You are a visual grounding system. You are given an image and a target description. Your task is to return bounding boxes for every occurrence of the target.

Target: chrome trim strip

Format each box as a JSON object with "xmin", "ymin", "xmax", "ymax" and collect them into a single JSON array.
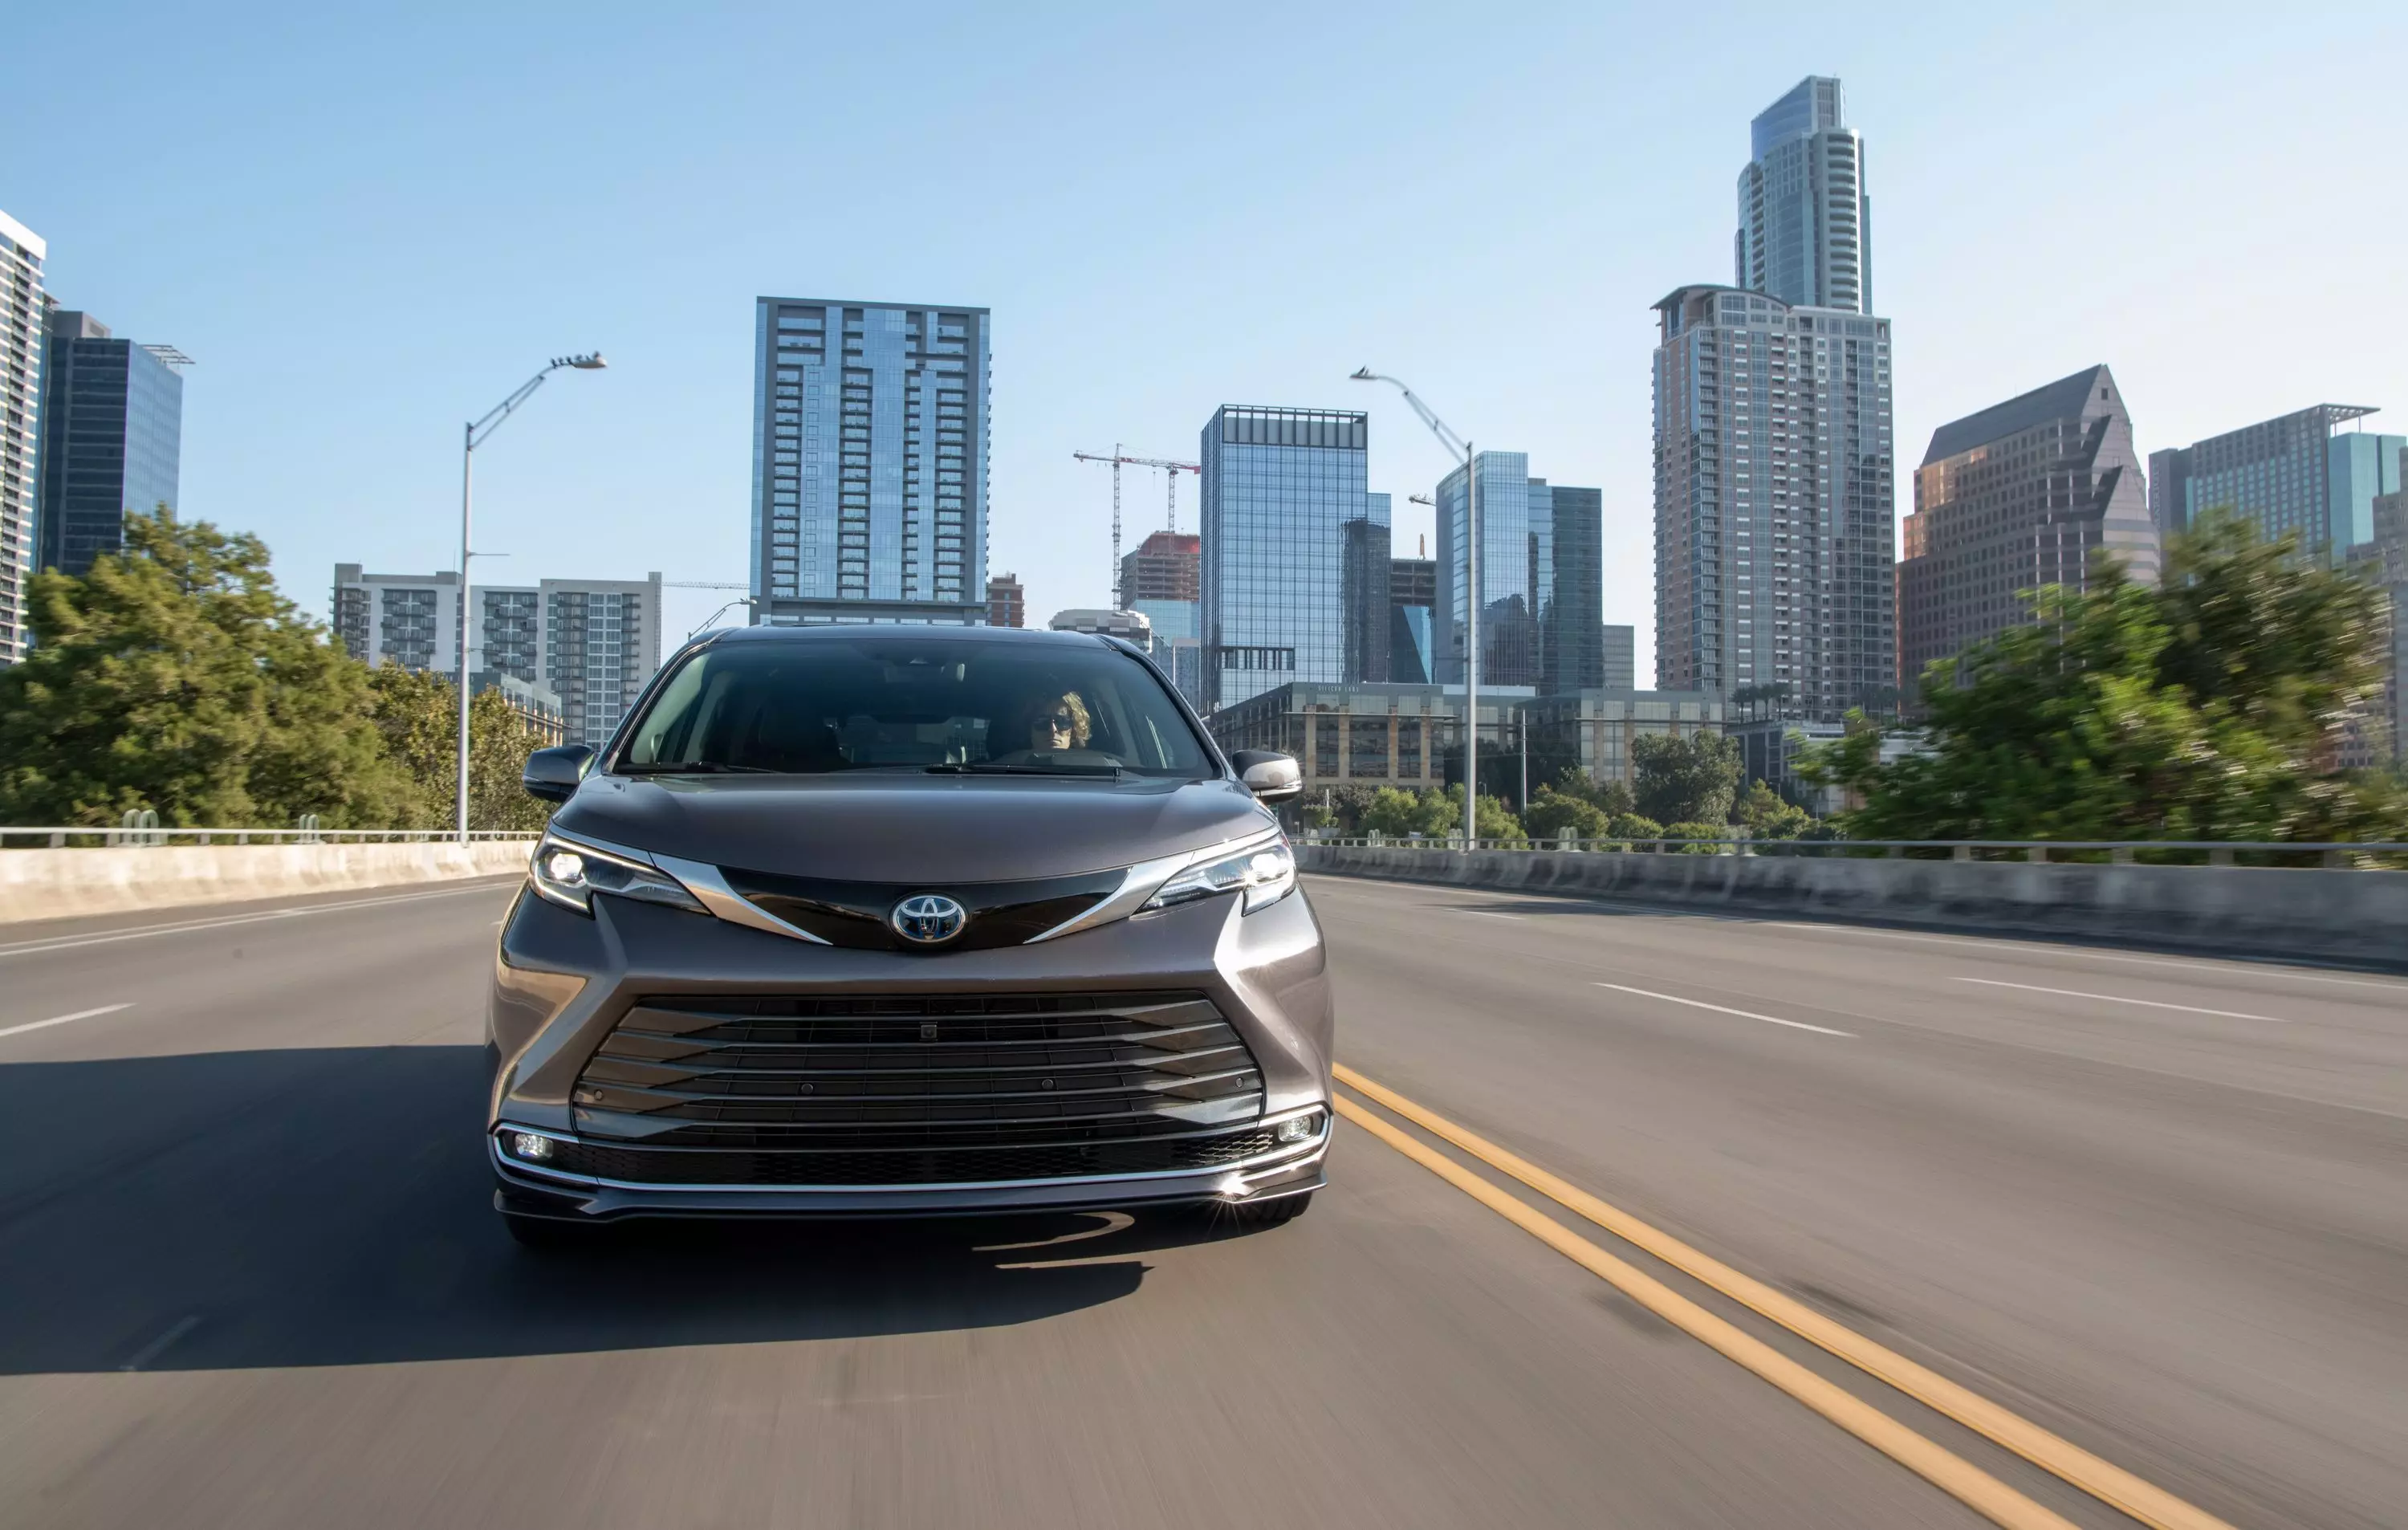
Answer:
[
  {"xmin": 489, "ymin": 1114, "xmax": 1328, "ymax": 1195},
  {"xmin": 540, "ymin": 826, "xmax": 666, "ymax": 869},
  {"xmin": 650, "ymin": 852, "xmax": 832, "ymax": 945},
  {"xmin": 1023, "ymin": 849, "xmax": 1191, "ymax": 943},
  {"xmin": 1023, "ymin": 827, "xmax": 1284, "ymax": 945}
]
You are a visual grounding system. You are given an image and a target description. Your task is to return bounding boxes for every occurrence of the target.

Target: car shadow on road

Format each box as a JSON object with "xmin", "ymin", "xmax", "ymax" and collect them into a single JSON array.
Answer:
[{"xmin": 0, "ymin": 1044, "xmax": 1262, "ymax": 1375}]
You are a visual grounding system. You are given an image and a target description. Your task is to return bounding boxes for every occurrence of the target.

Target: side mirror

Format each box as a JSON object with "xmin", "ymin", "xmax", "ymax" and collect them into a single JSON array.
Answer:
[
  {"xmin": 1230, "ymin": 749, "xmax": 1303, "ymax": 803},
  {"xmin": 523, "ymin": 744, "xmax": 596, "ymax": 804}
]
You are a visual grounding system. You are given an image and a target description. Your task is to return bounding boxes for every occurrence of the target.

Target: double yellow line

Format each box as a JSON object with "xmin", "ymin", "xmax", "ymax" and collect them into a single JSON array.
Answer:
[{"xmin": 1332, "ymin": 1063, "xmax": 2235, "ymax": 1530}]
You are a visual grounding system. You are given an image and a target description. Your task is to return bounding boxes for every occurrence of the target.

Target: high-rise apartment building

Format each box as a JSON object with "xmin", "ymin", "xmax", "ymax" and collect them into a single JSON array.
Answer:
[
  {"xmin": 1389, "ymin": 553, "xmax": 1435, "ymax": 686},
  {"xmin": 1434, "ymin": 454, "xmax": 1607, "ymax": 693},
  {"xmin": 985, "ymin": 572, "xmax": 1024, "ymax": 628},
  {"xmin": 1899, "ymin": 366, "xmax": 2157, "ymax": 693},
  {"xmin": 0, "ymin": 209, "xmax": 46, "ymax": 665},
  {"xmin": 332, "ymin": 567, "xmax": 662, "ymax": 747},
  {"xmin": 1601, "ymin": 625, "xmax": 1636, "ymax": 692},
  {"xmin": 35, "ymin": 311, "xmax": 186, "ymax": 577},
  {"xmin": 1198, "ymin": 405, "xmax": 1370, "ymax": 708},
  {"xmin": 1735, "ymin": 76, "xmax": 1871, "ymax": 314},
  {"xmin": 1652, "ymin": 284, "xmax": 1896, "ymax": 717},
  {"xmin": 750, "ymin": 298, "xmax": 989, "ymax": 625},
  {"xmin": 2150, "ymin": 406, "xmax": 2403, "ymax": 568},
  {"xmin": 1120, "ymin": 530, "xmax": 1200, "ymax": 604},
  {"xmin": 2357, "ymin": 456, "xmax": 2407, "ymax": 763}
]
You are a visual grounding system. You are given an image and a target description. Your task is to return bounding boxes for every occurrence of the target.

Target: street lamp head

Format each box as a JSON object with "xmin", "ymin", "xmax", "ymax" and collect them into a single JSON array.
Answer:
[
  {"xmin": 1349, "ymin": 368, "xmax": 1378, "ymax": 382},
  {"xmin": 552, "ymin": 352, "xmax": 608, "ymax": 372}
]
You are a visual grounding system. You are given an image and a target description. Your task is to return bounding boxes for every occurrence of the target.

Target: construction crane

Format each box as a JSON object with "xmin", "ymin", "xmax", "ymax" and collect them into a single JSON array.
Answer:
[{"xmin": 1073, "ymin": 446, "xmax": 1200, "ymax": 608}]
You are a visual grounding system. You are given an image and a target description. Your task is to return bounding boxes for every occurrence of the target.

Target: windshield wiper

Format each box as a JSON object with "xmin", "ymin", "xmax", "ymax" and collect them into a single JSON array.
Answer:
[
  {"xmin": 925, "ymin": 762, "xmax": 1125, "ymax": 778},
  {"xmin": 616, "ymin": 761, "xmax": 779, "ymax": 775}
]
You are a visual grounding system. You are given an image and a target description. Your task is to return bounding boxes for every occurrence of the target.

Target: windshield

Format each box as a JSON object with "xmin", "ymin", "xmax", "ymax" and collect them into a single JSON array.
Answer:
[{"xmin": 616, "ymin": 637, "xmax": 1214, "ymax": 777}]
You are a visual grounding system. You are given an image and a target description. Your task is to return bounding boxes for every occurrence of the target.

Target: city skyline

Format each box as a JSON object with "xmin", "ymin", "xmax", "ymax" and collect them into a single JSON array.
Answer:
[{"xmin": 4, "ymin": 6, "xmax": 2403, "ymax": 680}]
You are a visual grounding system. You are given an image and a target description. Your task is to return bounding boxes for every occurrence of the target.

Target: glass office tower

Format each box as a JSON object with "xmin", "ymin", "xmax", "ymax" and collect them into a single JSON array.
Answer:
[
  {"xmin": 1341, "ymin": 492, "xmax": 1393, "ymax": 682},
  {"xmin": 1735, "ymin": 76, "xmax": 1871, "ymax": 315},
  {"xmin": 750, "ymin": 299, "xmax": 990, "ymax": 625},
  {"xmin": 1434, "ymin": 451, "xmax": 1537, "ymax": 688},
  {"xmin": 2149, "ymin": 405, "xmax": 2403, "ymax": 567},
  {"xmin": 1198, "ymin": 405, "xmax": 1370, "ymax": 708},
  {"xmin": 35, "ymin": 311, "xmax": 185, "ymax": 577}
]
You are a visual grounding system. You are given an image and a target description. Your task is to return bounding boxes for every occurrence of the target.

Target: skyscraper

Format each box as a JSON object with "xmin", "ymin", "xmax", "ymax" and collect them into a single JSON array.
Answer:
[
  {"xmin": 2149, "ymin": 406, "xmax": 2403, "ymax": 567},
  {"xmin": 1735, "ymin": 76, "xmax": 1871, "ymax": 314},
  {"xmin": 1899, "ymin": 366, "xmax": 2157, "ymax": 695},
  {"xmin": 1198, "ymin": 405, "xmax": 1369, "ymax": 708},
  {"xmin": 1434, "ymin": 454, "xmax": 1605, "ymax": 692},
  {"xmin": 1539, "ymin": 484, "xmax": 1605, "ymax": 695},
  {"xmin": 750, "ymin": 299, "xmax": 989, "ymax": 625},
  {"xmin": 1341, "ymin": 493, "xmax": 1393, "ymax": 682},
  {"xmin": 1653, "ymin": 284, "xmax": 1896, "ymax": 717},
  {"xmin": 1390, "ymin": 551, "xmax": 1435, "ymax": 686},
  {"xmin": 35, "ymin": 311, "xmax": 186, "ymax": 578},
  {"xmin": 0, "ymin": 209, "xmax": 46, "ymax": 665}
]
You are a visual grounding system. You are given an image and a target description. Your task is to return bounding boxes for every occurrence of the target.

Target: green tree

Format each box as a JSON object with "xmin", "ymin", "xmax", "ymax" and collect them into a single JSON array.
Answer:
[
  {"xmin": 1607, "ymin": 812, "xmax": 1664, "ymax": 841},
  {"xmin": 1524, "ymin": 785, "xmax": 1611, "ymax": 841},
  {"xmin": 1632, "ymin": 731, "xmax": 1742, "ymax": 826},
  {"xmin": 1442, "ymin": 783, "xmax": 1526, "ymax": 844},
  {"xmin": 0, "ymin": 511, "xmax": 413, "ymax": 827},
  {"xmin": 366, "ymin": 665, "xmax": 555, "ymax": 832},
  {"xmin": 1661, "ymin": 820, "xmax": 1732, "ymax": 852},
  {"xmin": 1808, "ymin": 514, "xmax": 2407, "ymax": 842},
  {"xmin": 1736, "ymin": 779, "xmax": 1812, "ymax": 840}
]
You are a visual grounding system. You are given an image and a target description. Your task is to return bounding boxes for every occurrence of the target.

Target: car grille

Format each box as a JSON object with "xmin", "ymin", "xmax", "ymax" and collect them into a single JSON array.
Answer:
[
  {"xmin": 570, "ymin": 991, "xmax": 1266, "ymax": 1162},
  {"xmin": 539, "ymin": 1128, "xmax": 1285, "ymax": 1187}
]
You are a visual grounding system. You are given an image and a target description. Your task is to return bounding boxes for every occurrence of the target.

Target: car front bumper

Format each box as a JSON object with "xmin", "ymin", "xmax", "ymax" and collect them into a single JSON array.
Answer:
[{"xmin": 486, "ymin": 878, "xmax": 1334, "ymax": 1223}]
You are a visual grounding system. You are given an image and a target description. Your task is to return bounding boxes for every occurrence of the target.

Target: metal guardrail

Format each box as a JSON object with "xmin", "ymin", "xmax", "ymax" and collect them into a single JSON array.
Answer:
[
  {"xmin": 1, "ymin": 827, "xmax": 542, "ymax": 848},
  {"xmin": 1301, "ymin": 835, "xmax": 2408, "ymax": 869}
]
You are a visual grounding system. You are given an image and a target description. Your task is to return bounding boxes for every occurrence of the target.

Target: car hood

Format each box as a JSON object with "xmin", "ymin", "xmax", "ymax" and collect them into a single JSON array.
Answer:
[{"xmin": 551, "ymin": 772, "xmax": 1277, "ymax": 883}]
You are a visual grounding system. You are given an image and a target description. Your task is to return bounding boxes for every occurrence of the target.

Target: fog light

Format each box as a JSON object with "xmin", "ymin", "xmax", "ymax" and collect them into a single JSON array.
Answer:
[
  {"xmin": 1273, "ymin": 1109, "xmax": 1324, "ymax": 1145},
  {"xmin": 508, "ymin": 1131, "xmax": 555, "ymax": 1162}
]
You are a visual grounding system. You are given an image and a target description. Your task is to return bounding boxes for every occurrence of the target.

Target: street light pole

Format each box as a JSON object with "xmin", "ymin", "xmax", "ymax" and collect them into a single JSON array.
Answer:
[
  {"xmin": 456, "ymin": 353, "xmax": 607, "ymax": 842},
  {"xmin": 1352, "ymin": 369, "xmax": 1478, "ymax": 847}
]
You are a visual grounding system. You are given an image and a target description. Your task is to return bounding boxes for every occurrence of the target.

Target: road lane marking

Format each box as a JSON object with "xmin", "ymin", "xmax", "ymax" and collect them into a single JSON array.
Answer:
[
  {"xmin": 0, "ymin": 881, "xmax": 518, "ymax": 961},
  {"xmin": 1765, "ymin": 921, "xmax": 2406, "ymax": 992},
  {"xmin": 1334, "ymin": 1064, "xmax": 2237, "ymax": 1530},
  {"xmin": 1459, "ymin": 909, "xmax": 1523, "ymax": 922},
  {"xmin": 1330, "ymin": 1093, "xmax": 2080, "ymax": 1530},
  {"xmin": 1594, "ymin": 982, "xmax": 1854, "ymax": 1037},
  {"xmin": 1953, "ymin": 978, "xmax": 2284, "ymax": 1023},
  {"xmin": 0, "ymin": 1003, "xmax": 132, "ymax": 1040},
  {"xmin": 975, "ymin": 1211, "xmax": 1135, "ymax": 1251}
]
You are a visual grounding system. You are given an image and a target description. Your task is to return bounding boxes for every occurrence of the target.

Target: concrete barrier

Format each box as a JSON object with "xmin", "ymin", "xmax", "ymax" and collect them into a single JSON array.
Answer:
[
  {"xmin": 0, "ymin": 840, "xmax": 534, "ymax": 924},
  {"xmin": 1298, "ymin": 843, "xmax": 2408, "ymax": 965}
]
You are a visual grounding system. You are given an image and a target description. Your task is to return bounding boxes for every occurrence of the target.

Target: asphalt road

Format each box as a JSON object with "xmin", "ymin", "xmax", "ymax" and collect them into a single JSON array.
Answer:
[{"xmin": 0, "ymin": 873, "xmax": 2400, "ymax": 1529}]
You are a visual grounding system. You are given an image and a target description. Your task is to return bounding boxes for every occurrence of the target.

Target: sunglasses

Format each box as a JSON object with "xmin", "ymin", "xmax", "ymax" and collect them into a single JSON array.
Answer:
[{"xmin": 1043, "ymin": 710, "xmax": 1077, "ymax": 730}]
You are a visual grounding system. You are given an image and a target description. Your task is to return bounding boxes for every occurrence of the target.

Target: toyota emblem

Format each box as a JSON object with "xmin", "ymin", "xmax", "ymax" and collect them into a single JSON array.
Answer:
[{"xmin": 890, "ymin": 893, "xmax": 968, "ymax": 946}]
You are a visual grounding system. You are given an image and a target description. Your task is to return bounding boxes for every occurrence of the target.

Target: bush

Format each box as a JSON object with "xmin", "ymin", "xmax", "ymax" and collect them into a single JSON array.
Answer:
[
  {"xmin": 1662, "ymin": 820, "xmax": 1731, "ymax": 853},
  {"xmin": 1525, "ymin": 786, "xmax": 1612, "ymax": 842},
  {"xmin": 1607, "ymin": 813, "xmax": 1664, "ymax": 841}
]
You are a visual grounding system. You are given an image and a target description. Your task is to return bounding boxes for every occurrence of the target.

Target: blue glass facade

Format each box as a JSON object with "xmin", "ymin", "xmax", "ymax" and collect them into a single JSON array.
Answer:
[
  {"xmin": 1434, "ymin": 451, "xmax": 1538, "ymax": 688},
  {"xmin": 1198, "ymin": 405, "xmax": 1370, "ymax": 708},
  {"xmin": 1735, "ymin": 76, "xmax": 1870, "ymax": 315},
  {"xmin": 2149, "ymin": 405, "xmax": 2403, "ymax": 567},
  {"xmin": 750, "ymin": 299, "xmax": 990, "ymax": 625},
  {"xmin": 35, "ymin": 313, "xmax": 184, "ymax": 577}
]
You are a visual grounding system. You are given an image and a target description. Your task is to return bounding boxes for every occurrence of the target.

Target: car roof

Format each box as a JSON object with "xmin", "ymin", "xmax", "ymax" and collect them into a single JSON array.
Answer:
[{"xmin": 703, "ymin": 624, "xmax": 1114, "ymax": 649}]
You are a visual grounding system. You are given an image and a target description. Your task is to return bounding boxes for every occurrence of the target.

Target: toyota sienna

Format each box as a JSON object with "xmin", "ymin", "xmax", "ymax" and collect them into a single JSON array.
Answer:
[{"xmin": 486, "ymin": 625, "xmax": 1330, "ymax": 1245}]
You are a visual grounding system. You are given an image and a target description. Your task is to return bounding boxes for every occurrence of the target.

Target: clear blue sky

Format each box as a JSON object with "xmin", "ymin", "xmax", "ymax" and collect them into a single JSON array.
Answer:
[{"xmin": 11, "ymin": 1, "xmax": 2405, "ymax": 678}]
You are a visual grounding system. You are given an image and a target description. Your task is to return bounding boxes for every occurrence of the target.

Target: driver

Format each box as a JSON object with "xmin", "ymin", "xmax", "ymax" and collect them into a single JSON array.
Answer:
[{"xmin": 1016, "ymin": 690, "xmax": 1092, "ymax": 755}]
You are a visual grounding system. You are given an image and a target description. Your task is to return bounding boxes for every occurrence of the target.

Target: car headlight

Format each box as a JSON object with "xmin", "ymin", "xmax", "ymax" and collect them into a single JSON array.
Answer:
[
  {"xmin": 1141, "ymin": 834, "xmax": 1296, "ymax": 914},
  {"xmin": 528, "ymin": 831, "xmax": 706, "ymax": 917}
]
